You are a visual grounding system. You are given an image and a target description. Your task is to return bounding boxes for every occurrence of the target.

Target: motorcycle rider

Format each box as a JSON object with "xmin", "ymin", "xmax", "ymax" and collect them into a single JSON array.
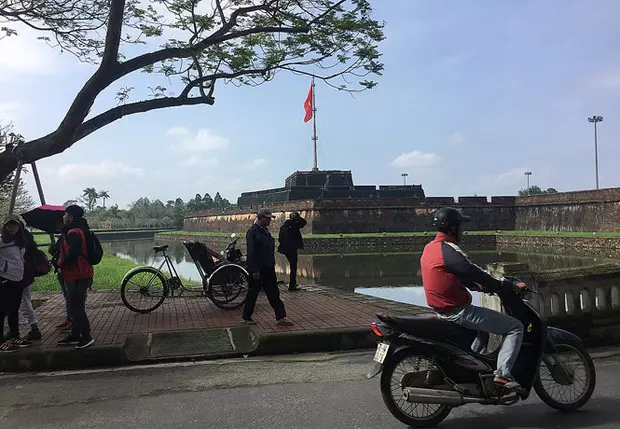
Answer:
[{"xmin": 420, "ymin": 207, "xmax": 525, "ymax": 391}]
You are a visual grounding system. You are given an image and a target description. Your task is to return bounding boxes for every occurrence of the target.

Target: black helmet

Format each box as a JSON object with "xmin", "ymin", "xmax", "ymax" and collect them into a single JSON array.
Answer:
[{"xmin": 433, "ymin": 207, "xmax": 471, "ymax": 234}]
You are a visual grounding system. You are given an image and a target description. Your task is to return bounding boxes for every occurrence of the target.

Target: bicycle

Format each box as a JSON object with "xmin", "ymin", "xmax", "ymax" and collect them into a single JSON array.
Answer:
[{"xmin": 120, "ymin": 240, "xmax": 249, "ymax": 313}]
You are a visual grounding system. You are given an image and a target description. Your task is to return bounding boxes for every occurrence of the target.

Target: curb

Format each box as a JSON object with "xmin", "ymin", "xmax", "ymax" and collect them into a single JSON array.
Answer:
[
  {"xmin": 3, "ymin": 326, "xmax": 618, "ymax": 374},
  {"xmin": 0, "ymin": 326, "xmax": 376, "ymax": 373}
]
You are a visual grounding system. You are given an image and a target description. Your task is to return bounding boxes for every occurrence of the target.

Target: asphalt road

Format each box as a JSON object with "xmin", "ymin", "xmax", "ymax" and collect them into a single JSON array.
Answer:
[{"xmin": 0, "ymin": 350, "xmax": 618, "ymax": 429}]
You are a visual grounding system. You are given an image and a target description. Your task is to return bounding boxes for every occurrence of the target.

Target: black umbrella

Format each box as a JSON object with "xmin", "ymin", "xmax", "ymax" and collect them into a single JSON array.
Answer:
[{"xmin": 21, "ymin": 204, "xmax": 65, "ymax": 233}]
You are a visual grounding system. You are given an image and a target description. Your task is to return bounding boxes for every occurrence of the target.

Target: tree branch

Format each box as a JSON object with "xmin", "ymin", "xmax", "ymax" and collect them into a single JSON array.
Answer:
[
  {"xmin": 120, "ymin": 25, "xmax": 307, "ymax": 80},
  {"xmin": 215, "ymin": 0, "xmax": 226, "ymax": 25},
  {"xmin": 101, "ymin": 0, "xmax": 125, "ymax": 67},
  {"xmin": 72, "ymin": 94, "xmax": 215, "ymax": 143}
]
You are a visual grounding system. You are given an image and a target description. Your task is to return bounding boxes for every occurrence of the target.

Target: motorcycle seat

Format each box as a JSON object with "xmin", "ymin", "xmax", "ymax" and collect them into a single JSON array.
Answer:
[{"xmin": 377, "ymin": 313, "xmax": 477, "ymax": 349}]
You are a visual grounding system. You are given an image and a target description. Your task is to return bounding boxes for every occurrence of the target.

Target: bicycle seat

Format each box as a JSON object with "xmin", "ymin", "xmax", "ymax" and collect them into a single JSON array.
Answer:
[{"xmin": 153, "ymin": 244, "xmax": 169, "ymax": 252}]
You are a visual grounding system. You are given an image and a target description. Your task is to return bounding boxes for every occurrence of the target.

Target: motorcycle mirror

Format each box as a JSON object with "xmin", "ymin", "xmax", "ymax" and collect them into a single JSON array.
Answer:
[{"xmin": 231, "ymin": 233, "xmax": 236, "ymax": 238}]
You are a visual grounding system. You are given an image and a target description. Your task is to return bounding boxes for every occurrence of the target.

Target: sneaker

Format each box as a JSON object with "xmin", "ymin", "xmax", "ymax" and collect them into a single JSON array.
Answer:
[
  {"xmin": 0, "ymin": 340, "xmax": 18, "ymax": 353},
  {"xmin": 56, "ymin": 320, "xmax": 71, "ymax": 329},
  {"xmin": 276, "ymin": 318, "xmax": 293, "ymax": 326},
  {"xmin": 76, "ymin": 337, "xmax": 95, "ymax": 349},
  {"xmin": 241, "ymin": 318, "xmax": 257, "ymax": 325},
  {"xmin": 26, "ymin": 330, "xmax": 42, "ymax": 341},
  {"xmin": 57, "ymin": 335, "xmax": 80, "ymax": 346},
  {"xmin": 11, "ymin": 338, "xmax": 32, "ymax": 348}
]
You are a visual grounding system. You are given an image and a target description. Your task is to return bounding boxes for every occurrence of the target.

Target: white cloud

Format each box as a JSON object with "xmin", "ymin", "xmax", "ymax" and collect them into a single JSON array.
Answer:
[
  {"xmin": 449, "ymin": 132, "xmax": 466, "ymax": 146},
  {"xmin": 181, "ymin": 156, "xmax": 218, "ymax": 167},
  {"xmin": 57, "ymin": 161, "xmax": 144, "ymax": 180},
  {"xmin": 167, "ymin": 127, "xmax": 229, "ymax": 152},
  {"xmin": 0, "ymin": 101, "xmax": 22, "ymax": 122},
  {"xmin": 0, "ymin": 27, "xmax": 67, "ymax": 81},
  {"xmin": 497, "ymin": 168, "xmax": 528, "ymax": 185},
  {"xmin": 390, "ymin": 150, "xmax": 440, "ymax": 168},
  {"xmin": 588, "ymin": 67, "xmax": 620, "ymax": 92},
  {"xmin": 245, "ymin": 158, "xmax": 267, "ymax": 169}
]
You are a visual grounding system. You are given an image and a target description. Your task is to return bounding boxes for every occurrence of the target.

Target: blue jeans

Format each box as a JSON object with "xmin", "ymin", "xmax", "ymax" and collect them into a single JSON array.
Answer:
[
  {"xmin": 58, "ymin": 272, "xmax": 72, "ymax": 321},
  {"xmin": 438, "ymin": 305, "xmax": 524, "ymax": 380}
]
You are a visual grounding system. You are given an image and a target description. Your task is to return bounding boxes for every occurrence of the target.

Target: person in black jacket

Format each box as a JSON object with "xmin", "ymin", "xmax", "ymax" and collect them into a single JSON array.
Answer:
[
  {"xmin": 278, "ymin": 212, "xmax": 307, "ymax": 291},
  {"xmin": 242, "ymin": 208, "xmax": 290, "ymax": 326}
]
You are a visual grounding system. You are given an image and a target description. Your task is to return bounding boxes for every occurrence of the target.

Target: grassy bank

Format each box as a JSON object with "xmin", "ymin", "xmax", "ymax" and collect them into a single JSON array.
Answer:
[
  {"xmin": 159, "ymin": 230, "xmax": 620, "ymax": 239},
  {"xmin": 31, "ymin": 254, "xmax": 200, "ymax": 292}
]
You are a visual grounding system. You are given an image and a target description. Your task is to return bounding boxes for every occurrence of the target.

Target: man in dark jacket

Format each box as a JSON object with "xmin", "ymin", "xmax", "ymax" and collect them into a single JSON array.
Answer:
[
  {"xmin": 242, "ymin": 208, "xmax": 290, "ymax": 326},
  {"xmin": 278, "ymin": 212, "xmax": 307, "ymax": 291}
]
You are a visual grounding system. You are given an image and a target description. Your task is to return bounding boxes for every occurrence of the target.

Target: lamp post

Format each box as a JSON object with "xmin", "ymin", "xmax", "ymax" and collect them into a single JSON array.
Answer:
[
  {"xmin": 401, "ymin": 172, "xmax": 408, "ymax": 186},
  {"xmin": 587, "ymin": 115, "xmax": 603, "ymax": 190},
  {"xmin": 524, "ymin": 171, "xmax": 532, "ymax": 195}
]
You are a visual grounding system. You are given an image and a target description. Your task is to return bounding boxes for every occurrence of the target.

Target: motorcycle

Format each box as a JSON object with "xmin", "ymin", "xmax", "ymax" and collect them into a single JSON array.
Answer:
[
  {"xmin": 368, "ymin": 277, "xmax": 596, "ymax": 428},
  {"xmin": 220, "ymin": 233, "xmax": 246, "ymax": 266}
]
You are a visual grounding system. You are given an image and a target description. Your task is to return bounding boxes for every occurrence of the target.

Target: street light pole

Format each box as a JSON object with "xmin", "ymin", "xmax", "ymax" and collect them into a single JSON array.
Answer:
[
  {"xmin": 524, "ymin": 171, "xmax": 532, "ymax": 195},
  {"xmin": 401, "ymin": 173, "xmax": 408, "ymax": 186},
  {"xmin": 587, "ymin": 115, "xmax": 603, "ymax": 190}
]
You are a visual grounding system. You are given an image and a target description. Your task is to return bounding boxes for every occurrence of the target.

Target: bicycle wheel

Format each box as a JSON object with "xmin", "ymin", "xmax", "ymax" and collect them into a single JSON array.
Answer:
[
  {"xmin": 121, "ymin": 267, "xmax": 169, "ymax": 313},
  {"xmin": 207, "ymin": 264, "xmax": 249, "ymax": 310}
]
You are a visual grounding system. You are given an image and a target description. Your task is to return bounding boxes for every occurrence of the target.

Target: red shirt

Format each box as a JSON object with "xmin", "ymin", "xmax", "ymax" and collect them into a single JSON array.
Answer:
[
  {"xmin": 420, "ymin": 232, "xmax": 501, "ymax": 312},
  {"xmin": 58, "ymin": 228, "xmax": 94, "ymax": 281}
]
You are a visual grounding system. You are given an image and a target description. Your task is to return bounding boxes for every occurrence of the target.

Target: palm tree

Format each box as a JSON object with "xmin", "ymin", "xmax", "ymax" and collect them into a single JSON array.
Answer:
[
  {"xmin": 98, "ymin": 190, "xmax": 110, "ymax": 208},
  {"xmin": 82, "ymin": 188, "xmax": 98, "ymax": 212}
]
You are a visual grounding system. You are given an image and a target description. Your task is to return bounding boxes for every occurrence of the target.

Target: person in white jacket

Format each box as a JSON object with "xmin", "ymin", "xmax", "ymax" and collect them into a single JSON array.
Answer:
[{"xmin": 0, "ymin": 216, "xmax": 30, "ymax": 352}]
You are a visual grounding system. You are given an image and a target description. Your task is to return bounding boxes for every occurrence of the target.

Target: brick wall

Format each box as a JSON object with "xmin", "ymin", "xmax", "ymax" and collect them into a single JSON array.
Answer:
[
  {"xmin": 515, "ymin": 188, "xmax": 620, "ymax": 232},
  {"xmin": 183, "ymin": 187, "xmax": 620, "ymax": 234}
]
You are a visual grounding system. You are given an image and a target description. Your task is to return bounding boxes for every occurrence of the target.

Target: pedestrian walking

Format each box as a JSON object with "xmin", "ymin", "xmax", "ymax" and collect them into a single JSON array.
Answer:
[
  {"xmin": 0, "ymin": 216, "xmax": 31, "ymax": 352},
  {"xmin": 56, "ymin": 205, "xmax": 95, "ymax": 349},
  {"xmin": 277, "ymin": 212, "xmax": 307, "ymax": 291},
  {"xmin": 242, "ymin": 208, "xmax": 291, "ymax": 326}
]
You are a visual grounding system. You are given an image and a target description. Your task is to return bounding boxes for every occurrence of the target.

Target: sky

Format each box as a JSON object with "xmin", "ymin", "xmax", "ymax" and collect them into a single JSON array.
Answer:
[{"xmin": 1, "ymin": 0, "xmax": 620, "ymax": 209}]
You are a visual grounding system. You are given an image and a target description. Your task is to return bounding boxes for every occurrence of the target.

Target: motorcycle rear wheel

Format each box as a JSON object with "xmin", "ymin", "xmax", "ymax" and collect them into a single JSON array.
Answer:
[
  {"xmin": 533, "ymin": 342, "xmax": 596, "ymax": 412},
  {"xmin": 380, "ymin": 348, "xmax": 451, "ymax": 428}
]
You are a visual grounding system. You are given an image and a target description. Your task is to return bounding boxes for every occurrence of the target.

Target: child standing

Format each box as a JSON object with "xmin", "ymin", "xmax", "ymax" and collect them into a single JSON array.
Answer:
[{"xmin": 0, "ymin": 216, "xmax": 31, "ymax": 352}]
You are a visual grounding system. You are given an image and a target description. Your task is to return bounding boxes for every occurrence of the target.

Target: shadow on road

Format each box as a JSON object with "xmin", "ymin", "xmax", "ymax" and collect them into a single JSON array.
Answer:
[{"xmin": 439, "ymin": 397, "xmax": 620, "ymax": 429}]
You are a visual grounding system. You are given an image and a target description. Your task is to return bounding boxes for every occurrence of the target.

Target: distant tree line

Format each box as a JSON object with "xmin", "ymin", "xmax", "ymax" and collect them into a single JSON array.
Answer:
[
  {"xmin": 64, "ymin": 188, "xmax": 234, "ymax": 229},
  {"xmin": 518, "ymin": 186, "xmax": 558, "ymax": 196}
]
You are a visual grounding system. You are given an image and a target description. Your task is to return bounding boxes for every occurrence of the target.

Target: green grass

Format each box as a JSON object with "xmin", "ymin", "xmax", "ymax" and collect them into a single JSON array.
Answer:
[
  {"xmin": 31, "ymin": 254, "xmax": 200, "ymax": 292},
  {"xmin": 159, "ymin": 230, "xmax": 620, "ymax": 239}
]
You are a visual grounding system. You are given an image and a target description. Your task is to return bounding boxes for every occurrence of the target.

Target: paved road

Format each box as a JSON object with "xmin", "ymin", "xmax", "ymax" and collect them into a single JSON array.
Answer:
[{"xmin": 0, "ymin": 351, "xmax": 618, "ymax": 429}]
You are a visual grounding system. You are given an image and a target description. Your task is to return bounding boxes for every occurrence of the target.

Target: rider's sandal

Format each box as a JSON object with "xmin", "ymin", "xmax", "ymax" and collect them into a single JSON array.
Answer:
[{"xmin": 493, "ymin": 376, "xmax": 523, "ymax": 393}]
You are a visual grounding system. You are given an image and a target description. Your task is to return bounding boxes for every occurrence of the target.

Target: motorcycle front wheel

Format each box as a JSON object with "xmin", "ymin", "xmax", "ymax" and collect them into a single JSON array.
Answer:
[
  {"xmin": 533, "ymin": 342, "xmax": 596, "ymax": 412},
  {"xmin": 380, "ymin": 348, "xmax": 451, "ymax": 428}
]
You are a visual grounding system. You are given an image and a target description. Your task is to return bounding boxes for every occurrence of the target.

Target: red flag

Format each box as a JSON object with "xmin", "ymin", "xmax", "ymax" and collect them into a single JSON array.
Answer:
[{"xmin": 303, "ymin": 83, "xmax": 313, "ymax": 123}]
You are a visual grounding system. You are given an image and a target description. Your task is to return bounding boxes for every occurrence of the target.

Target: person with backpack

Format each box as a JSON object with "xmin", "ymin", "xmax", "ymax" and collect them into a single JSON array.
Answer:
[
  {"xmin": 0, "ymin": 216, "xmax": 31, "ymax": 352},
  {"xmin": 57, "ymin": 205, "xmax": 96, "ymax": 349}
]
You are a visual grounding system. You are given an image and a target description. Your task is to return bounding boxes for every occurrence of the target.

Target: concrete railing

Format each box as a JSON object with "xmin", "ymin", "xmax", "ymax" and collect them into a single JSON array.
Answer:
[{"xmin": 483, "ymin": 262, "xmax": 620, "ymax": 346}]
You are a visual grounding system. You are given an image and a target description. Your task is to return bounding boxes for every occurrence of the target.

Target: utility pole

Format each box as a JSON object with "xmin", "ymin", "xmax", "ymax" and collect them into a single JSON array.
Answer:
[
  {"xmin": 587, "ymin": 115, "xmax": 603, "ymax": 189},
  {"xmin": 524, "ymin": 171, "xmax": 532, "ymax": 195},
  {"xmin": 401, "ymin": 172, "xmax": 409, "ymax": 186}
]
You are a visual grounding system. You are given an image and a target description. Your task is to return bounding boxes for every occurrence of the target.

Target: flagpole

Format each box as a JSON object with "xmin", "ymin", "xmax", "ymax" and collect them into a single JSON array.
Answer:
[{"xmin": 311, "ymin": 77, "xmax": 318, "ymax": 171}]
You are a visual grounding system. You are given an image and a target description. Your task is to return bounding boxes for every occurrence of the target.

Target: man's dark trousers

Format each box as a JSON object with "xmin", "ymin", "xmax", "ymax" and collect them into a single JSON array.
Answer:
[
  {"xmin": 242, "ymin": 268, "xmax": 286, "ymax": 321},
  {"xmin": 284, "ymin": 251, "xmax": 298, "ymax": 288}
]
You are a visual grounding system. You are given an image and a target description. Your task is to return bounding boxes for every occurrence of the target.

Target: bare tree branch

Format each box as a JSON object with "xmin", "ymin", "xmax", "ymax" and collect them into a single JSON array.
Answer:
[{"xmin": 101, "ymin": 0, "xmax": 125, "ymax": 66}]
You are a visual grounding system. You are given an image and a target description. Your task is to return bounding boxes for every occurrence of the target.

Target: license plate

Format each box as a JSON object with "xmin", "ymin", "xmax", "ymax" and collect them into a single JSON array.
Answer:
[{"xmin": 373, "ymin": 342, "xmax": 390, "ymax": 363}]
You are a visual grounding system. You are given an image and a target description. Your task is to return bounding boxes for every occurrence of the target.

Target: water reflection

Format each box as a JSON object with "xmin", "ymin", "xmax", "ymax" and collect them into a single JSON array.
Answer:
[{"xmin": 105, "ymin": 240, "xmax": 617, "ymax": 304}]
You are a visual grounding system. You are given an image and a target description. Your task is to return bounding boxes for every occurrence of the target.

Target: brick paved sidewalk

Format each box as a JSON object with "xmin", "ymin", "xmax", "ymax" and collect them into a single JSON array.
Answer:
[{"xmin": 18, "ymin": 285, "xmax": 429, "ymax": 349}]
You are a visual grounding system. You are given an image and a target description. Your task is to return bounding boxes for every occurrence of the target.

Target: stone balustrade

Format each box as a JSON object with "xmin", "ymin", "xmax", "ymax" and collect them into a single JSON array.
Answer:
[{"xmin": 483, "ymin": 262, "xmax": 620, "ymax": 346}]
